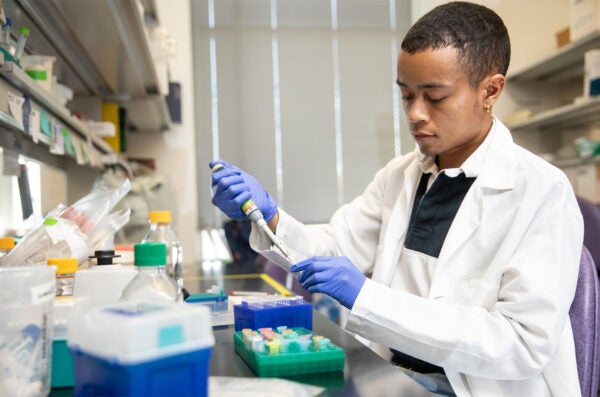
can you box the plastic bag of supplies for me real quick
[0,178,131,267]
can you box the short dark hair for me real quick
[401,1,510,87]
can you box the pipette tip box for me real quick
[68,302,214,397]
[233,296,312,331]
[234,326,345,377]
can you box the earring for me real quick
[484,103,492,113]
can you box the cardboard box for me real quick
[556,27,571,48]
[570,0,600,42]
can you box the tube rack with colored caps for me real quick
[233,326,345,377]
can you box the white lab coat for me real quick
[250,118,584,396]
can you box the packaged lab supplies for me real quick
[21,55,56,92]
[570,0,600,42]
[234,296,313,332]
[0,266,55,397]
[585,50,600,97]
[68,302,214,397]
[234,327,345,377]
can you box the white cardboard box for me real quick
[571,0,600,42]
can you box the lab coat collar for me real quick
[477,117,516,191]
[416,116,515,191]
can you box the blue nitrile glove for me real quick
[209,160,278,222]
[290,256,366,310]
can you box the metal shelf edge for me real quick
[508,30,600,82]
[505,96,600,132]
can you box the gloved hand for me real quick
[290,256,366,310]
[209,160,278,222]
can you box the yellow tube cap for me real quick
[47,258,78,274]
[149,211,172,223]
[0,237,15,250]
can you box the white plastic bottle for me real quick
[120,242,181,304]
[141,211,183,288]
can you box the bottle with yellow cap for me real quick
[47,258,78,296]
[0,237,15,258]
[141,211,183,288]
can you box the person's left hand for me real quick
[291,256,366,310]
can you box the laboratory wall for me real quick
[193,0,412,226]
[186,0,592,239]
[126,0,198,261]
[410,0,570,119]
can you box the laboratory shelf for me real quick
[508,30,600,83]
[11,0,172,133]
[0,61,131,174]
[124,95,172,133]
[505,96,600,132]
[552,156,600,168]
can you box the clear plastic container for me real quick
[47,258,78,296]
[141,211,183,288]
[0,237,15,257]
[120,242,181,304]
[0,265,55,397]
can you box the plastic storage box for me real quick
[51,296,75,388]
[234,327,345,377]
[0,266,55,397]
[186,292,228,312]
[233,296,312,331]
[68,302,214,397]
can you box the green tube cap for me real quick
[134,242,167,266]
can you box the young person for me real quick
[210,2,584,395]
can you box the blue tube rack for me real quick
[233,296,312,331]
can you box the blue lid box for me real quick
[233,296,312,331]
[68,303,214,397]
[186,292,228,312]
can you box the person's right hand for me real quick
[209,160,278,221]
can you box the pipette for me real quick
[211,163,291,259]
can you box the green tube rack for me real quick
[233,327,345,377]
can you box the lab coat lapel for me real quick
[434,118,516,284]
[380,157,421,285]
[437,185,483,266]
